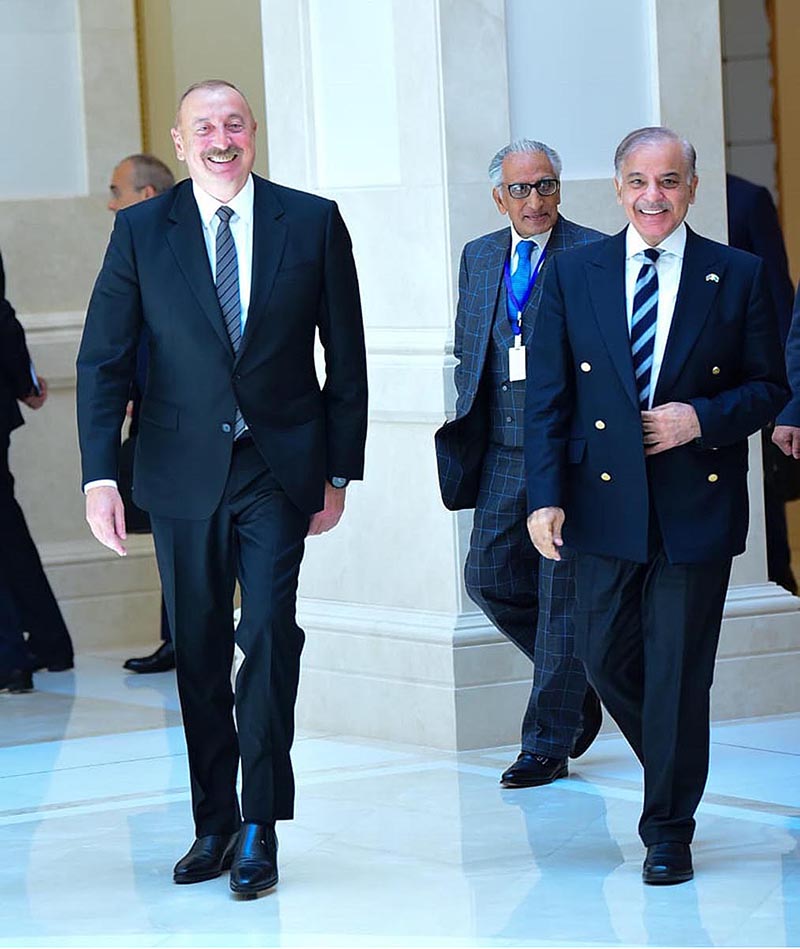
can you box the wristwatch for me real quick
[329,476,349,489]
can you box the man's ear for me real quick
[492,187,508,217]
[171,127,185,162]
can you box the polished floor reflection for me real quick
[0,653,798,947]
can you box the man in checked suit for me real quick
[525,127,788,884]
[435,139,603,788]
[77,80,367,897]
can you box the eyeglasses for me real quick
[504,178,560,198]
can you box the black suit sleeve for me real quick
[0,253,35,402]
[524,257,574,514]
[317,202,368,480]
[777,284,800,427]
[76,214,143,485]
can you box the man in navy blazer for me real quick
[435,140,604,789]
[525,127,788,884]
[77,81,367,896]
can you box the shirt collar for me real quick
[625,221,687,260]
[510,223,553,257]
[192,174,254,229]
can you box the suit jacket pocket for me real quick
[140,398,179,430]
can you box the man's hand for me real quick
[772,424,800,460]
[641,402,701,456]
[20,377,47,410]
[86,485,127,556]
[527,506,565,560]
[307,482,346,536]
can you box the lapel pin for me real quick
[705,273,719,283]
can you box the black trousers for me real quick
[151,441,308,836]
[573,545,731,846]
[0,433,73,666]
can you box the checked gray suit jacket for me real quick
[435,215,604,509]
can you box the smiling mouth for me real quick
[203,148,241,165]
[638,208,668,216]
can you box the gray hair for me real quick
[614,127,696,182]
[488,139,562,186]
[174,79,255,128]
[122,154,175,194]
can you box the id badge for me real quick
[509,344,526,382]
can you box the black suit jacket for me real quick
[0,251,34,440]
[726,174,794,344]
[77,175,368,518]
[525,226,789,564]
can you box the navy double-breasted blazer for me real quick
[525,226,789,564]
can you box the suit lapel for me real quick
[237,176,288,363]
[653,227,724,400]
[166,183,232,354]
[585,230,639,409]
[521,216,564,339]
[475,229,511,356]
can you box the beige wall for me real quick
[136,0,268,180]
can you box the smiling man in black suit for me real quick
[77,80,367,898]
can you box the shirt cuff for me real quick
[84,479,118,494]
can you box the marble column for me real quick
[260,0,800,749]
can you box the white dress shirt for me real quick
[84,176,255,492]
[624,223,687,408]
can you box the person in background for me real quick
[435,139,603,789]
[0,249,74,689]
[108,153,179,674]
[727,172,797,593]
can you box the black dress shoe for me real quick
[173,832,239,884]
[642,842,694,885]
[500,752,568,788]
[123,642,175,674]
[230,822,278,897]
[570,686,603,759]
[0,669,34,693]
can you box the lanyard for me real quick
[504,247,548,335]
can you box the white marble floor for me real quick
[0,653,798,948]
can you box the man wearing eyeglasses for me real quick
[435,139,604,788]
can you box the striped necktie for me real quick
[215,206,246,438]
[630,248,660,410]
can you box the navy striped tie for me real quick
[630,248,660,410]
[215,206,246,438]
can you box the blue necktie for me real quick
[215,206,246,438]
[630,248,660,410]
[507,240,535,324]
